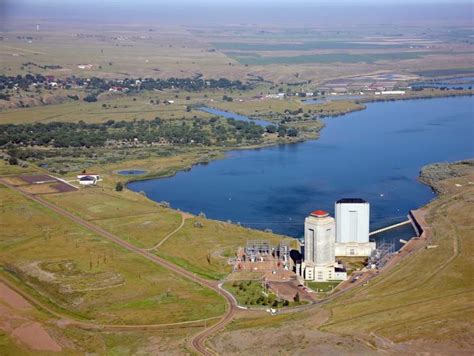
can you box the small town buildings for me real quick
[381,90,406,95]
[77,64,94,70]
[265,93,285,99]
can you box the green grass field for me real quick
[227,51,436,66]
[0,175,225,325]
[210,97,364,119]
[157,218,293,280]
[307,281,342,293]
[0,90,219,124]
[223,280,298,308]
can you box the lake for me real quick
[117,169,147,175]
[198,107,273,127]
[129,96,474,242]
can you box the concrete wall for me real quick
[335,242,376,257]
[336,202,370,244]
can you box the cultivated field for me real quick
[2,21,473,84]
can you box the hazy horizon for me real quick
[1,0,473,27]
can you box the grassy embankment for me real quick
[0,145,292,352]
[43,157,291,280]
[0,156,288,353]
[307,281,342,293]
[321,160,474,345]
[0,163,225,326]
[211,160,474,353]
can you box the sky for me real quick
[1,0,472,26]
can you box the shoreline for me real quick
[124,91,473,187]
[123,95,472,239]
[124,93,471,192]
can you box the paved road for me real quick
[0,179,237,355]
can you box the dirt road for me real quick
[1,177,430,355]
[0,178,237,355]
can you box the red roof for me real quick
[310,210,329,217]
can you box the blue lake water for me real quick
[198,107,273,127]
[129,96,474,241]
[117,169,147,175]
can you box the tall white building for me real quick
[304,210,335,266]
[302,210,347,282]
[335,198,375,256]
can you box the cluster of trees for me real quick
[0,116,290,150]
[86,76,250,92]
[0,74,50,92]
[265,124,298,137]
[0,74,250,93]
[22,62,62,70]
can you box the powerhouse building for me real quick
[301,210,347,282]
[335,198,375,256]
[304,210,335,266]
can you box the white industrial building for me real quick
[77,173,101,186]
[301,210,347,282]
[335,198,375,256]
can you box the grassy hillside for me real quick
[212,160,474,354]
[0,182,225,325]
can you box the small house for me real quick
[77,173,101,186]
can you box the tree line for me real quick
[0,116,297,150]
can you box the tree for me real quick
[287,128,298,137]
[266,125,277,134]
[293,292,300,303]
[8,157,18,165]
[83,95,97,103]
[115,182,124,191]
[278,126,287,137]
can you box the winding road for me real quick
[1,177,431,355]
[0,178,237,355]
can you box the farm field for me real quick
[0,90,219,124]
[2,21,473,85]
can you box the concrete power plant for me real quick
[304,210,335,266]
[335,198,375,257]
[301,210,347,282]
